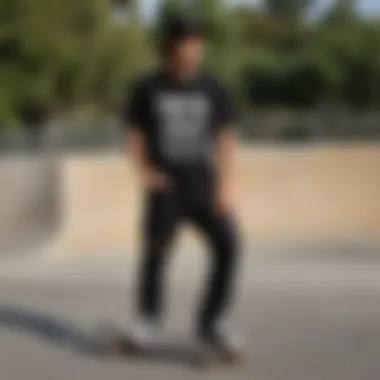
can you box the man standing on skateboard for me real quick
[123,16,242,359]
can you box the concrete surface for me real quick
[1,145,380,259]
[0,155,59,257]
[0,254,380,380]
[49,145,380,257]
[1,147,380,379]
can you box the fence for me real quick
[1,109,380,152]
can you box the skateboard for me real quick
[105,334,243,368]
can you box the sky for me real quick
[137,0,380,21]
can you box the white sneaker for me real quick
[200,321,245,350]
[128,318,159,347]
[200,323,245,364]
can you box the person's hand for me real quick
[214,182,234,214]
[142,167,170,191]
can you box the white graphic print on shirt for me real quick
[156,92,210,162]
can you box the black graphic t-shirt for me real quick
[123,71,237,171]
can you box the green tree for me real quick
[0,0,151,127]
[0,0,107,125]
[322,0,357,26]
[264,0,315,22]
[192,0,242,92]
[241,50,284,106]
[282,51,343,108]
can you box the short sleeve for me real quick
[212,81,238,131]
[122,79,149,132]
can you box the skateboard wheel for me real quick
[107,338,139,357]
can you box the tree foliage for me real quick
[264,0,315,22]
[1,0,380,127]
[0,0,149,125]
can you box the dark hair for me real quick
[159,16,207,56]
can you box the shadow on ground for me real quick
[0,306,201,368]
[0,306,102,356]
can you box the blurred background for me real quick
[2,0,380,148]
[0,0,379,254]
[1,2,380,380]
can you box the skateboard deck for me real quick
[105,334,243,368]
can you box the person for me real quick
[122,16,242,357]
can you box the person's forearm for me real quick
[215,127,236,189]
[127,128,169,190]
[127,129,150,175]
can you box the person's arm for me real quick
[123,80,169,190]
[213,125,237,214]
[127,128,169,190]
[127,128,148,179]
[215,126,237,212]
[213,83,239,213]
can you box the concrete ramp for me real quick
[45,155,141,257]
[1,146,379,259]
[0,156,59,256]
[46,145,380,258]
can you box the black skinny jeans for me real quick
[136,165,239,339]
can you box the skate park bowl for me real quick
[1,145,380,259]
[0,155,60,257]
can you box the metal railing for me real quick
[1,110,380,152]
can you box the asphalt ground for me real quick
[0,253,380,380]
